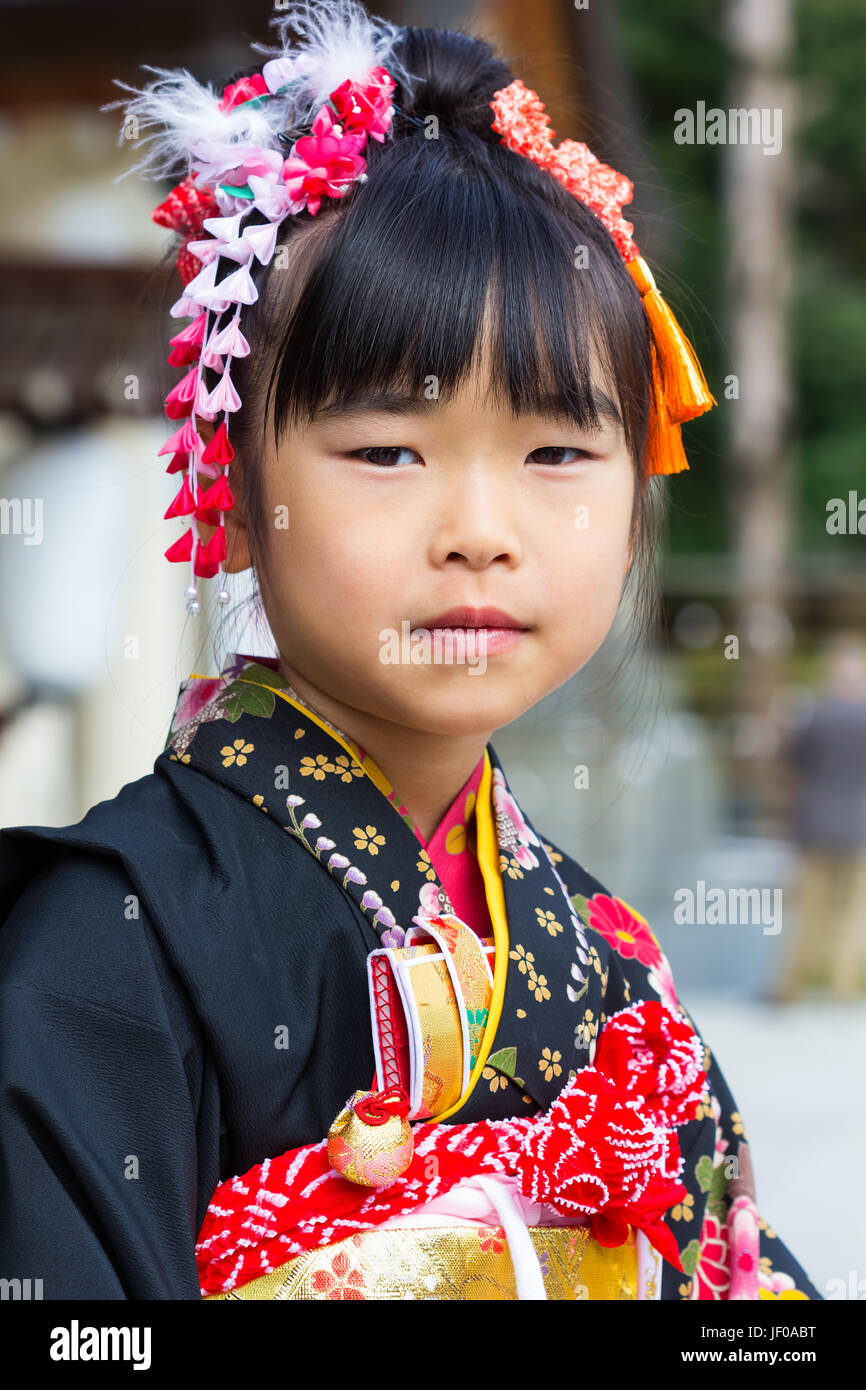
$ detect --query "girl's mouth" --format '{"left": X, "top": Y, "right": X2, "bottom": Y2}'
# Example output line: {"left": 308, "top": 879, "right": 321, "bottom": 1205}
{"left": 424, "top": 625, "right": 526, "bottom": 654}
{"left": 413, "top": 605, "right": 529, "bottom": 631}
{"left": 411, "top": 607, "right": 531, "bottom": 656}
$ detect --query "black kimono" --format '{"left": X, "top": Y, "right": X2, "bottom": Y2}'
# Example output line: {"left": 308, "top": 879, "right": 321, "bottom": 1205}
{"left": 0, "top": 653, "right": 821, "bottom": 1300}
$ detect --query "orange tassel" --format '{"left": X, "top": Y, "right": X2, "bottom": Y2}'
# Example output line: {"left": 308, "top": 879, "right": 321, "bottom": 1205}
{"left": 647, "top": 417, "right": 690, "bottom": 476}
{"left": 628, "top": 256, "right": 715, "bottom": 423}
{"left": 645, "top": 347, "right": 689, "bottom": 475}
{"left": 628, "top": 256, "right": 715, "bottom": 475}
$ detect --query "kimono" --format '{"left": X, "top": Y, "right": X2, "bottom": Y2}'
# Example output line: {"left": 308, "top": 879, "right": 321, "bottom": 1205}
{"left": 0, "top": 651, "right": 820, "bottom": 1301}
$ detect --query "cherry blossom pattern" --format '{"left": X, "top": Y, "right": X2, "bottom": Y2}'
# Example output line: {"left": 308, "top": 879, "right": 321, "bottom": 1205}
{"left": 492, "top": 766, "right": 541, "bottom": 875}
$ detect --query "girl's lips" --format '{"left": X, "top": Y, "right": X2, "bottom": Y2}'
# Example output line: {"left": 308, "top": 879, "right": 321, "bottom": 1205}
{"left": 423, "top": 625, "right": 526, "bottom": 654}
{"left": 410, "top": 608, "right": 532, "bottom": 657}
{"left": 414, "top": 605, "right": 529, "bottom": 630}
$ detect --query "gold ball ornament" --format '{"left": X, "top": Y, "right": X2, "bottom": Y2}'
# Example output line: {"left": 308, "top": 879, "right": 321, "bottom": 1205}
{"left": 327, "top": 1086, "right": 414, "bottom": 1187}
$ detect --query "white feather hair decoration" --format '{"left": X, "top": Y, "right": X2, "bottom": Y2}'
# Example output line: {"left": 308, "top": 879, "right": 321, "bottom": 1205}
{"left": 102, "top": 65, "right": 297, "bottom": 185}
{"left": 253, "top": 0, "right": 417, "bottom": 116}
{"left": 103, "top": 0, "right": 417, "bottom": 186}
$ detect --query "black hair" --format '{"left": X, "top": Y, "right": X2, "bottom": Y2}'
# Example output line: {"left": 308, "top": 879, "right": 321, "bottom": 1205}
{"left": 200, "top": 23, "right": 667, "bottom": 700}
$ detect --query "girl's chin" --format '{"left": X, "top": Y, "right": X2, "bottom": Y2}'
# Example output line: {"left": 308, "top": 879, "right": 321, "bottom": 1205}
{"left": 378, "top": 682, "right": 546, "bottom": 737}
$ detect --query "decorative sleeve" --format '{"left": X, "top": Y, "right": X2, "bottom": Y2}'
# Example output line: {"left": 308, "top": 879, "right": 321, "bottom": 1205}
{"left": 568, "top": 887, "right": 822, "bottom": 1301}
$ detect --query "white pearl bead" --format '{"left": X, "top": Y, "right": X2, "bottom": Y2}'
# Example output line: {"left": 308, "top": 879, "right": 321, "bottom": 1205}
{"left": 217, "top": 588, "right": 230, "bottom": 606}
{"left": 184, "top": 584, "right": 198, "bottom": 600}
{"left": 186, "top": 598, "right": 201, "bottom": 615}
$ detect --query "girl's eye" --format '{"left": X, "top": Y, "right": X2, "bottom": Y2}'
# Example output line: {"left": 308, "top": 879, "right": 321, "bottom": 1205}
{"left": 528, "top": 446, "right": 593, "bottom": 466}
{"left": 348, "top": 445, "right": 594, "bottom": 468}
{"left": 350, "top": 446, "right": 420, "bottom": 467}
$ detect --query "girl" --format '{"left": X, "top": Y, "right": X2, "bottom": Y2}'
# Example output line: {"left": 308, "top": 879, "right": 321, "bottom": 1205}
{"left": 0, "top": 1, "right": 819, "bottom": 1301}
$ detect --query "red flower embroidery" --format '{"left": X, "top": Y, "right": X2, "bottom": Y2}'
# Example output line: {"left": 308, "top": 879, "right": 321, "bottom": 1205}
{"left": 691, "top": 1213, "right": 731, "bottom": 1299}
{"left": 479, "top": 1228, "right": 505, "bottom": 1255}
{"left": 514, "top": 1001, "right": 705, "bottom": 1272}
{"left": 309, "top": 1247, "right": 366, "bottom": 1300}
{"left": 587, "top": 894, "right": 664, "bottom": 969}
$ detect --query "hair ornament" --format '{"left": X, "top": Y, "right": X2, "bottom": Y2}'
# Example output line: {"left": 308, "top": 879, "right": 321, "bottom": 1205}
{"left": 491, "top": 78, "right": 716, "bottom": 477}
{"left": 103, "top": 1, "right": 414, "bottom": 612}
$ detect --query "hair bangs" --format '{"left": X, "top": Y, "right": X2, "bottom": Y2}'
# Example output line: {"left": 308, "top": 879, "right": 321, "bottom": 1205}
{"left": 257, "top": 133, "right": 650, "bottom": 460}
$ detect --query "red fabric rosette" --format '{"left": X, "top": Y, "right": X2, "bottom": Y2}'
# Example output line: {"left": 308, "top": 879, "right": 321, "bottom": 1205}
{"left": 218, "top": 74, "right": 269, "bottom": 113}
{"left": 152, "top": 174, "right": 220, "bottom": 285}
{"left": 513, "top": 1000, "right": 706, "bottom": 1271}
{"left": 329, "top": 66, "right": 395, "bottom": 142}
{"left": 593, "top": 997, "right": 707, "bottom": 1127}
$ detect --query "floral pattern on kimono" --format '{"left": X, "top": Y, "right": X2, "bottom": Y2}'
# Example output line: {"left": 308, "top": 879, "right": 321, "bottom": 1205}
{"left": 560, "top": 891, "right": 815, "bottom": 1300}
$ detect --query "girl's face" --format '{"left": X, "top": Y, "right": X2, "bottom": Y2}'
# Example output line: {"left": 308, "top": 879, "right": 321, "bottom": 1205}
{"left": 226, "top": 346, "right": 636, "bottom": 739}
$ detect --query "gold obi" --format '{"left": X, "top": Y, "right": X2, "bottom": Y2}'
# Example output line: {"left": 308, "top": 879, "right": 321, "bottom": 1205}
{"left": 204, "top": 1222, "right": 639, "bottom": 1301}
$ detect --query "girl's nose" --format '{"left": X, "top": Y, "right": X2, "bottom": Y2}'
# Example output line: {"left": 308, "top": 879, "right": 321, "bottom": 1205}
{"left": 429, "top": 502, "right": 523, "bottom": 571}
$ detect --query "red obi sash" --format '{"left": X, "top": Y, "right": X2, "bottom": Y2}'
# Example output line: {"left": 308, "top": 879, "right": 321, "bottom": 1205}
{"left": 196, "top": 999, "right": 706, "bottom": 1297}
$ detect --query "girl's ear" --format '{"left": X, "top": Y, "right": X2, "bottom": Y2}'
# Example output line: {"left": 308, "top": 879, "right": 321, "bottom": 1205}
{"left": 196, "top": 419, "right": 252, "bottom": 574}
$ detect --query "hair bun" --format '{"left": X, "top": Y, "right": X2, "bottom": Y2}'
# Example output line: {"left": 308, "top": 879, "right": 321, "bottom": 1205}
{"left": 393, "top": 27, "right": 514, "bottom": 142}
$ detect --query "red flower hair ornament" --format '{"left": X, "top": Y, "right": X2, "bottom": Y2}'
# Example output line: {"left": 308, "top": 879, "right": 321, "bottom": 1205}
{"left": 104, "top": 3, "right": 715, "bottom": 615}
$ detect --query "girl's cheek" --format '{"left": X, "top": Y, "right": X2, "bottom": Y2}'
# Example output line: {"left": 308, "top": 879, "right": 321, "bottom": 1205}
{"left": 549, "top": 497, "right": 630, "bottom": 576}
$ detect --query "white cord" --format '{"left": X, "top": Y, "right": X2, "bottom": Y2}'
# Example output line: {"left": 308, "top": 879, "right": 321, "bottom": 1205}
{"left": 472, "top": 1174, "right": 548, "bottom": 1300}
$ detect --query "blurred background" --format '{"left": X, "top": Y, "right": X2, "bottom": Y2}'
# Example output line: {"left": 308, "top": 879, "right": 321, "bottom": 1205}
{"left": 1, "top": 0, "right": 864, "bottom": 1297}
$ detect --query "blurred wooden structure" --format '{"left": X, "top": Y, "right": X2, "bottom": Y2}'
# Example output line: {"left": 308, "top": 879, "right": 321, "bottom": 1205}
{"left": 723, "top": 0, "right": 797, "bottom": 828}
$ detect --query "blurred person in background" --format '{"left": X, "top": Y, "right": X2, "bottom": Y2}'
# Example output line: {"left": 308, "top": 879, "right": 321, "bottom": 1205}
{"left": 776, "top": 631, "right": 866, "bottom": 1003}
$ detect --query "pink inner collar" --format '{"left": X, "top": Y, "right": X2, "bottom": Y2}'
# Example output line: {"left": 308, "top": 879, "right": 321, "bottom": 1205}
{"left": 415, "top": 754, "right": 492, "bottom": 939}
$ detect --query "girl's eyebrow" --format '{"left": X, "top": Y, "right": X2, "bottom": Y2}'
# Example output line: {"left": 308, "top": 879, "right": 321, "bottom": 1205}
{"left": 314, "top": 392, "right": 434, "bottom": 422}
{"left": 313, "top": 389, "right": 623, "bottom": 429}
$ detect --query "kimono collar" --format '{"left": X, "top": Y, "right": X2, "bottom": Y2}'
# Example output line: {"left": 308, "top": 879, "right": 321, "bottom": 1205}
{"left": 168, "top": 653, "right": 480, "bottom": 834}
{"left": 231, "top": 660, "right": 492, "bottom": 938}
{"left": 160, "top": 651, "right": 597, "bottom": 1122}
